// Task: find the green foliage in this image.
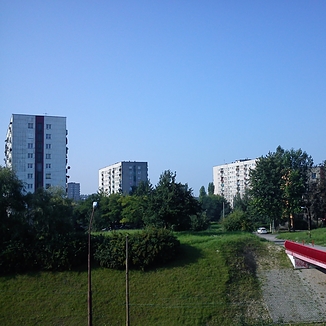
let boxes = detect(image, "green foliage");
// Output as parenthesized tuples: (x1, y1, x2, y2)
(94, 228, 180, 270)
(0, 166, 28, 244)
(189, 213, 210, 231)
(119, 195, 146, 228)
(249, 146, 313, 228)
(222, 209, 253, 232)
(207, 182, 215, 196)
(0, 233, 88, 274)
(199, 193, 230, 222)
(144, 170, 202, 230)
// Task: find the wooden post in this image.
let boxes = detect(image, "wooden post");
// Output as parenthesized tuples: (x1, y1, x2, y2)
(126, 235, 130, 326)
(88, 202, 97, 326)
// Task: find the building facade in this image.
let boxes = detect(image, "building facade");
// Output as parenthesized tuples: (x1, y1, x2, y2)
(4, 114, 68, 192)
(67, 182, 80, 201)
(99, 161, 148, 195)
(213, 159, 257, 207)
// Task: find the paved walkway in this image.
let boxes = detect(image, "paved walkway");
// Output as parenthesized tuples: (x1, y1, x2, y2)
(256, 233, 326, 324)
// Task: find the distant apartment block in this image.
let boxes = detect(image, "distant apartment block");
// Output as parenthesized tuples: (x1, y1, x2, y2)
(99, 161, 148, 195)
(4, 114, 68, 193)
(213, 159, 257, 206)
(67, 182, 80, 201)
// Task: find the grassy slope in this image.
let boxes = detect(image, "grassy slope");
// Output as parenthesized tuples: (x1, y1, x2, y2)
(276, 227, 326, 246)
(1, 225, 273, 326)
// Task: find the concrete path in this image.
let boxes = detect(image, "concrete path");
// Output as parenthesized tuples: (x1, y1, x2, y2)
(255, 232, 326, 324)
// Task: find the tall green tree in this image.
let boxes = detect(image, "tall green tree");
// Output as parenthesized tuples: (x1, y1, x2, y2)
(0, 166, 27, 244)
(145, 170, 201, 230)
(199, 186, 207, 198)
(199, 190, 230, 222)
(208, 182, 215, 196)
(26, 187, 74, 238)
(249, 146, 313, 230)
(281, 148, 313, 228)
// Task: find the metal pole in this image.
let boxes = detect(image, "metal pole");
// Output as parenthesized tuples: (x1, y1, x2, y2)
(88, 202, 97, 326)
(126, 235, 130, 326)
(308, 207, 311, 238)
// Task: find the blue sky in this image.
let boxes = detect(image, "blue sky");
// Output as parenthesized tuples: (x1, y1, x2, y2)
(1, 0, 325, 195)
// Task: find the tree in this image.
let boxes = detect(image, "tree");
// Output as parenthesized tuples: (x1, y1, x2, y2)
(249, 146, 313, 231)
(199, 190, 230, 222)
(120, 195, 146, 228)
(233, 190, 250, 212)
(145, 170, 201, 230)
(281, 148, 313, 229)
(208, 182, 215, 196)
(26, 187, 74, 238)
(0, 166, 27, 244)
(199, 186, 207, 198)
(130, 180, 153, 196)
(302, 163, 326, 228)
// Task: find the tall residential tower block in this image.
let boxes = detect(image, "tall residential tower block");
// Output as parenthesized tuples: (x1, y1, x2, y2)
(99, 161, 148, 195)
(213, 159, 257, 207)
(4, 114, 68, 192)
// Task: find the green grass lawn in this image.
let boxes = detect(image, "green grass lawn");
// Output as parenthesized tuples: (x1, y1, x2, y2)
(0, 225, 280, 326)
(276, 227, 326, 246)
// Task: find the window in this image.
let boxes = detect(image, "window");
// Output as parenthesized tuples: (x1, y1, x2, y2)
(46, 124, 51, 129)
(28, 143, 33, 149)
(45, 183, 51, 189)
(28, 153, 33, 159)
(46, 173, 51, 179)
(46, 144, 51, 149)
(46, 163, 51, 169)
(27, 163, 33, 168)
(27, 173, 33, 179)
(46, 154, 51, 159)
(312, 173, 317, 179)
(46, 134, 51, 139)
(27, 184, 33, 189)
(28, 123, 33, 129)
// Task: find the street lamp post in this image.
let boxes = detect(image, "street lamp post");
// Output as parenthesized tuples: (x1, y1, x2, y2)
(301, 206, 311, 238)
(88, 201, 97, 326)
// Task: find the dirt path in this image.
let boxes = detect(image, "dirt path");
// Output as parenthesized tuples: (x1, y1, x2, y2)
(256, 234, 326, 324)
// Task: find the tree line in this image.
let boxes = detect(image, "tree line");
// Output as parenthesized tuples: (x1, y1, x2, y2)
(223, 146, 326, 231)
(1, 145, 325, 272)
(0, 168, 228, 273)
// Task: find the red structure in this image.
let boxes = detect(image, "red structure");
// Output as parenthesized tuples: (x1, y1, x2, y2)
(285, 240, 326, 269)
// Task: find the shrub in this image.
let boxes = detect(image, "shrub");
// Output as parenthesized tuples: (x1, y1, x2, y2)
(190, 213, 210, 231)
(222, 209, 253, 232)
(94, 228, 180, 270)
(0, 232, 88, 274)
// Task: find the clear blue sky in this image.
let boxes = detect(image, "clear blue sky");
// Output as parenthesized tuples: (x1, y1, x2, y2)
(1, 0, 325, 195)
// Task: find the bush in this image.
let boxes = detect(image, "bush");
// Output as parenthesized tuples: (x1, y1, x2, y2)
(190, 213, 210, 231)
(222, 209, 253, 232)
(94, 228, 180, 270)
(0, 232, 88, 274)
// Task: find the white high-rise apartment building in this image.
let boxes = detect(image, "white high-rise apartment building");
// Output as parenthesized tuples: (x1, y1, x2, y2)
(213, 159, 257, 206)
(99, 161, 148, 195)
(4, 114, 68, 192)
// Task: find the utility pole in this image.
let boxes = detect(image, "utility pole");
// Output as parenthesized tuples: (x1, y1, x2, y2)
(88, 202, 97, 326)
(126, 235, 130, 326)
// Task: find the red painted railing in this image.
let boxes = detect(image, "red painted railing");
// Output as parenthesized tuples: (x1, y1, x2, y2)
(284, 240, 326, 269)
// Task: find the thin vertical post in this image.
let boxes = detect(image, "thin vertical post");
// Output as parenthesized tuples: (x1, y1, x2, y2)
(88, 228, 92, 326)
(88, 202, 97, 326)
(126, 235, 130, 326)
